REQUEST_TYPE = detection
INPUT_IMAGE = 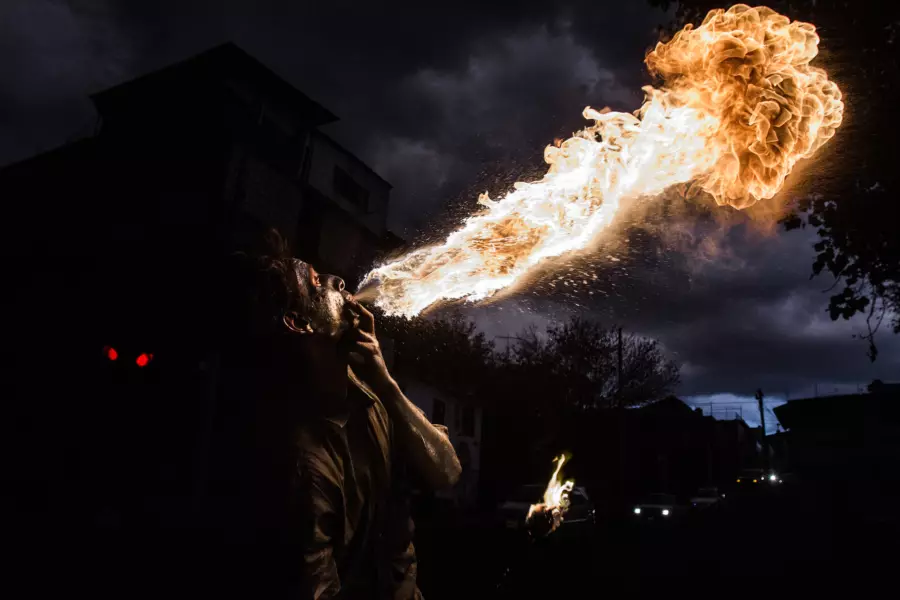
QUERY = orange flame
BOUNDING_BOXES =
[361,5,843,316]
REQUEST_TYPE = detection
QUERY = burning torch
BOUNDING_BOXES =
[495,454,574,595]
[524,454,574,538]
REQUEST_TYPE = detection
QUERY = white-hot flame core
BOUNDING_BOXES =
[361,5,843,317]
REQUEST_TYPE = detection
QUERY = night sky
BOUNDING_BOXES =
[3,0,897,428]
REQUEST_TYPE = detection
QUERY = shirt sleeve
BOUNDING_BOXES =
[294,452,342,600]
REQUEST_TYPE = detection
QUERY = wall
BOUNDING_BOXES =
[306,132,389,237]
[233,147,305,245]
[401,378,483,505]
[316,210,370,280]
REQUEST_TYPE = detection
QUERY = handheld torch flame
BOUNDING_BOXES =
[526,454,575,522]
[359,5,843,317]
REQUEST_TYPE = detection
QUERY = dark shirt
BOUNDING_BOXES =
[293,371,421,600]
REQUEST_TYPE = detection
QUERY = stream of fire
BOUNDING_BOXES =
[358,5,844,316]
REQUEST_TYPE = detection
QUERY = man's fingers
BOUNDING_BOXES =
[349,299,375,333]
[345,328,377,346]
[353,340,379,356]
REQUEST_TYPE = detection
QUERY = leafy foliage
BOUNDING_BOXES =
[377,310,497,399]
[505,317,680,412]
[378,311,679,413]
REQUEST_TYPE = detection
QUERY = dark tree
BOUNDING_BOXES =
[649,0,900,359]
[377,310,497,399]
[506,317,680,412]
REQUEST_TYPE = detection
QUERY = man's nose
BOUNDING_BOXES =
[324,274,345,292]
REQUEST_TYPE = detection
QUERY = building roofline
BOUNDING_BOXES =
[91,42,338,128]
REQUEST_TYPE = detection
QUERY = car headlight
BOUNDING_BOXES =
[662,509,670,516]
[633,507,641,515]
[769,474,777,482]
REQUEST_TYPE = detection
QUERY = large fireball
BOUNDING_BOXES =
[361,5,844,317]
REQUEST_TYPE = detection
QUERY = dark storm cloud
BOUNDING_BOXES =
[370,21,637,235]
[0,0,133,163]
[1,0,668,232]
[3,0,894,399]
[645,227,900,396]
[470,211,900,399]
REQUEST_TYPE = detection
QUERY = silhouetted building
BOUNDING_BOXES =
[774,389,900,482]
[868,379,900,395]
[623,397,758,498]
[0,43,399,535]
[0,42,397,283]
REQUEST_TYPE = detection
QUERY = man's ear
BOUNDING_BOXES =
[282,311,313,335]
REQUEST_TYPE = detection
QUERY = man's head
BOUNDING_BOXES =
[226,231,358,343]
[280,259,358,339]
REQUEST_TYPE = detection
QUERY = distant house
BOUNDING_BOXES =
[400,378,483,507]
[773,387,900,523]
[625,397,760,497]
[774,388,900,481]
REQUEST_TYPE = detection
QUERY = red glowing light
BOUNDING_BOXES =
[105,346,118,361]
[136,353,152,368]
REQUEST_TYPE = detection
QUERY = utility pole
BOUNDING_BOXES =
[755,388,768,471]
[755,389,766,437]
[616,326,626,514]
[497,335,524,360]
[617,326,623,403]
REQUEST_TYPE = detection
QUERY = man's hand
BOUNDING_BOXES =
[342,299,393,392]
[341,298,462,490]
[525,504,563,538]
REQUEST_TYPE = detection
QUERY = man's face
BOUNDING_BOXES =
[290,260,356,338]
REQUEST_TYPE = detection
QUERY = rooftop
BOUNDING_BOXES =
[91,42,338,130]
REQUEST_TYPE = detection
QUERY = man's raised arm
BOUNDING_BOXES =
[344,299,462,491]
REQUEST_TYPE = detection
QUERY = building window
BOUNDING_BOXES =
[432,399,446,426]
[461,406,475,437]
[333,166,369,211]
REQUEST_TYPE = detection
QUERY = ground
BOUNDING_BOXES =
[414,478,899,596]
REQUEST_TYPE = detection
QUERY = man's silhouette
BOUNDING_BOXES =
[208,233,460,599]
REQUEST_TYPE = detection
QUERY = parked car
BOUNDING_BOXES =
[497,484,544,531]
[497,484,595,534]
[689,486,725,510]
[632,493,680,522]
[559,486,596,530]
